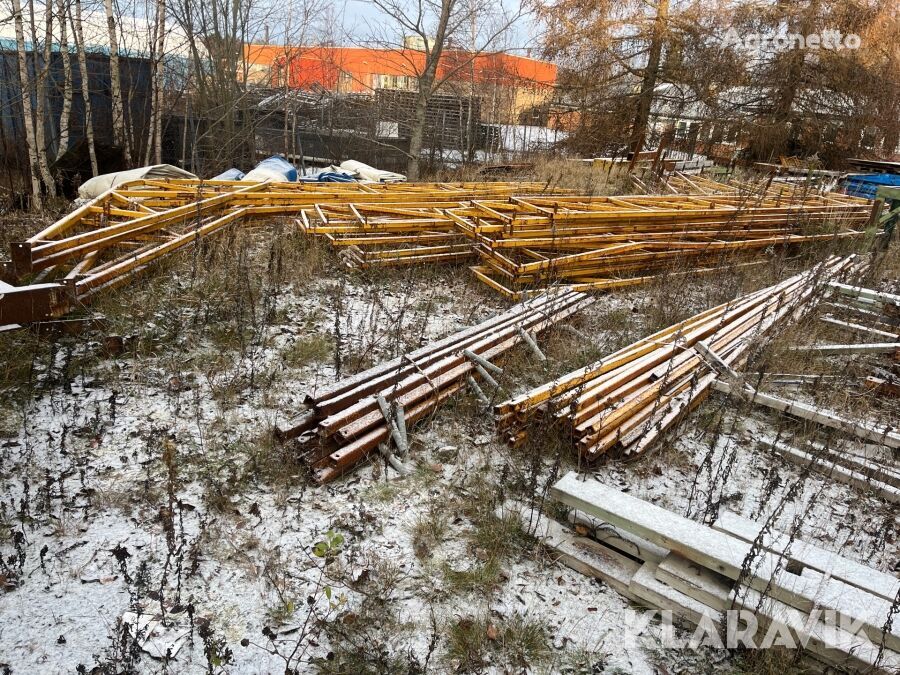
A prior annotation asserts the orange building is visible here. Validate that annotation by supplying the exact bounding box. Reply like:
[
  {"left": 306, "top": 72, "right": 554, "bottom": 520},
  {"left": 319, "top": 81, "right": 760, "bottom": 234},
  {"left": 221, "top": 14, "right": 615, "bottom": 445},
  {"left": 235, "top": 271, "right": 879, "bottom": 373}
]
[{"left": 243, "top": 44, "right": 557, "bottom": 123}]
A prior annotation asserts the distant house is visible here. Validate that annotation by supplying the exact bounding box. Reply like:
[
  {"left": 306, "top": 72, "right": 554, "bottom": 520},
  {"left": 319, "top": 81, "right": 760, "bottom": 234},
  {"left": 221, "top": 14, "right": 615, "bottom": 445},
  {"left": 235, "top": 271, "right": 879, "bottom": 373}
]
[
  {"left": 243, "top": 45, "right": 557, "bottom": 125},
  {"left": 646, "top": 83, "right": 899, "bottom": 163}
]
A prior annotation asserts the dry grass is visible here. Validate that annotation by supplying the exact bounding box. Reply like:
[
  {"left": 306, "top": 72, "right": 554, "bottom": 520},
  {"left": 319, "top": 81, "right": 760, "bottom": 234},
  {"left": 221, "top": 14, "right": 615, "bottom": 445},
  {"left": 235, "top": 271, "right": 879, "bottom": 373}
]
[
  {"left": 446, "top": 613, "right": 551, "bottom": 672},
  {"left": 422, "top": 153, "right": 633, "bottom": 194},
  {"left": 529, "top": 156, "right": 634, "bottom": 195},
  {"left": 411, "top": 502, "right": 451, "bottom": 559},
  {"left": 0, "top": 170, "right": 895, "bottom": 674},
  {"left": 731, "top": 648, "right": 809, "bottom": 674},
  {"left": 0, "top": 202, "right": 69, "bottom": 251},
  {"left": 281, "top": 334, "right": 332, "bottom": 368}
]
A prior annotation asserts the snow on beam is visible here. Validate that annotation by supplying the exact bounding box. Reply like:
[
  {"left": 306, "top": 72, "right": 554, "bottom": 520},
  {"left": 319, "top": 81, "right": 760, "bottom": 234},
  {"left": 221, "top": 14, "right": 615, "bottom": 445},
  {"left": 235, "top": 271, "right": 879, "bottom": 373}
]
[{"left": 712, "top": 378, "right": 900, "bottom": 448}]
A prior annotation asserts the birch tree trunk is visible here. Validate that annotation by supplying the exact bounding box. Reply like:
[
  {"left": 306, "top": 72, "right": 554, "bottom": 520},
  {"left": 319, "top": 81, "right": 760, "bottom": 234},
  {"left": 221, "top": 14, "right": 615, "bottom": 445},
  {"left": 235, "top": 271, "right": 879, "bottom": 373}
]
[
  {"left": 11, "top": 0, "right": 44, "bottom": 208},
  {"left": 56, "top": 0, "right": 74, "bottom": 162},
  {"left": 72, "top": 0, "right": 99, "bottom": 176},
  {"left": 32, "top": 3, "right": 57, "bottom": 195},
  {"left": 145, "top": 0, "right": 166, "bottom": 165},
  {"left": 406, "top": 0, "right": 453, "bottom": 181},
  {"left": 104, "top": 0, "right": 132, "bottom": 164},
  {"left": 153, "top": 0, "right": 166, "bottom": 164},
  {"left": 144, "top": 5, "right": 159, "bottom": 165}
]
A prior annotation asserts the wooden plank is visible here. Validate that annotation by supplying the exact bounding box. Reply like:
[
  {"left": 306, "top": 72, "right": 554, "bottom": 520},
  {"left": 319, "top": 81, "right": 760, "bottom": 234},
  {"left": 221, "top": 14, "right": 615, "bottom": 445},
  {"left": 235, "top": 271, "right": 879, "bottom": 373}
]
[
  {"left": 551, "top": 474, "right": 756, "bottom": 578},
  {"left": 735, "top": 585, "right": 900, "bottom": 674},
  {"left": 805, "top": 439, "right": 900, "bottom": 489},
  {"left": 713, "top": 378, "right": 900, "bottom": 449},
  {"left": 821, "top": 316, "right": 899, "bottom": 340},
  {"left": 712, "top": 510, "right": 900, "bottom": 603},
  {"left": 822, "top": 299, "right": 885, "bottom": 323},
  {"left": 550, "top": 473, "right": 900, "bottom": 651},
  {"left": 829, "top": 282, "right": 900, "bottom": 307},
  {"left": 764, "top": 373, "right": 848, "bottom": 388},
  {"left": 588, "top": 520, "right": 900, "bottom": 672},
  {"left": 567, "top": 510, "right": 669, "bottom": 564},
  {"left": 826, "top": 301, "right": 896, "bottom": 326},
  {"left": 694, "top": 340, "right": 741, "bottom": 380},
  {"left": 789, "top": 342, "right": 900, "bottom": 355}
]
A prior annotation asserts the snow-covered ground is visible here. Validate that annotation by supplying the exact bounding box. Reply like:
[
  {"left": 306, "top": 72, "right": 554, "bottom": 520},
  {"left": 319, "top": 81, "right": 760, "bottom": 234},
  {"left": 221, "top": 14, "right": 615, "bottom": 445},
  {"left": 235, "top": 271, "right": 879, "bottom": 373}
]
[{"left": 0, "top": 233, "right": 896, "bottom": 674}]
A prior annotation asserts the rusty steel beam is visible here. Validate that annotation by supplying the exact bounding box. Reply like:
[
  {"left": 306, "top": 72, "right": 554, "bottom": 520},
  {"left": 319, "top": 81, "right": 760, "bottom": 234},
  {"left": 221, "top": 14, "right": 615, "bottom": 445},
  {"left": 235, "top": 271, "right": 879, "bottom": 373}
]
[
  {"left": 0, "top": 281, "right": 66, "bottom": 326},
  {"left": 275, "top": 290, "right": 594, "bottom": 483}
]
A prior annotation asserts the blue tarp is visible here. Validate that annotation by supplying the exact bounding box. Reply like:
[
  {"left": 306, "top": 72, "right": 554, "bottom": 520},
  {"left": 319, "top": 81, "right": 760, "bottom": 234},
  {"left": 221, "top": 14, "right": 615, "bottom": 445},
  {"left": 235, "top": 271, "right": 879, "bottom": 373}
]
[
  {"left": 843, "top": 173, "right": 900, "bottom": 200},
  {"left": 298, "top": 172, "right": 356, "bottom": 183}
]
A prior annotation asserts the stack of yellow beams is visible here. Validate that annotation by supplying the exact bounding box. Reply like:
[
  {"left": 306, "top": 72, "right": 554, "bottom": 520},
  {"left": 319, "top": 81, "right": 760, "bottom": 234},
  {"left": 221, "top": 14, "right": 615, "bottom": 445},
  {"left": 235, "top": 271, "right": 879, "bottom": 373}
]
[
  {"left": 294, "top": 190, "right": 872, "bottom": 290},
  {"left": 0, "top": 178, "right": 875, "bottom": 326},
  {"left": 665, "top": 172, "right": 838, "bottom": 200},
  {"left": 1, "top": 179, "right": 556, "bottom": 323},
  {"left": 298, "top": 201, "right": 472, "bottom": 269},
  {"left": 295, "top": 183, "right": 557, "bottom": 269},
  {"left": 448, "top": 193, "right": 871, "bottom": 298},
  {"left": 495, "top": 255, "right": 866, "bottom": 460}
]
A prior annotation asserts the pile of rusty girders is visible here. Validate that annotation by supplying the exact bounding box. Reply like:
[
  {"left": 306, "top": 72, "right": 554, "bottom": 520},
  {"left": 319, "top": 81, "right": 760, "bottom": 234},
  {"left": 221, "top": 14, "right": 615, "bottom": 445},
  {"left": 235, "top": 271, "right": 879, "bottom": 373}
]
[
  {"left": 0, "top": 179, "right": 552, "bottom": 326},
  {"left": 495, "top": 255, "right": 867, "bottom": 460},
  {"left": 275, "top": 289, "right": 592, "bottom": 483},
  {"left": 299, "top": 191, "right": 874, "bottom": 299}
]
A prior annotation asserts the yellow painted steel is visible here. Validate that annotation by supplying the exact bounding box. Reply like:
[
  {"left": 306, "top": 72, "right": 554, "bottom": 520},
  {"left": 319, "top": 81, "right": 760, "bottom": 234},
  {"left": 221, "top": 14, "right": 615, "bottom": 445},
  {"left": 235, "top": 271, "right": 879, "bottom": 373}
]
[{"left": 2, "top": 177, "right": 876, "bottom": 323}]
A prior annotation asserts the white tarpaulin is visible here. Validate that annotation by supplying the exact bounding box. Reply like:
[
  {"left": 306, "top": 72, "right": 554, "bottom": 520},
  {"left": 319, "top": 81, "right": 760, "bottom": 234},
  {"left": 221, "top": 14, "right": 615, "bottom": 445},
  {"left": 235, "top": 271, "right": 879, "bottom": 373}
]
[
  {"left": 242, "top": 156, "right": 298, "bottom": 183},
  {"left": 78, "top": 165, "right": 198, "bottom": 199},
  {"left": 339, "top": 160, "right": 406, "bottom": 183}
]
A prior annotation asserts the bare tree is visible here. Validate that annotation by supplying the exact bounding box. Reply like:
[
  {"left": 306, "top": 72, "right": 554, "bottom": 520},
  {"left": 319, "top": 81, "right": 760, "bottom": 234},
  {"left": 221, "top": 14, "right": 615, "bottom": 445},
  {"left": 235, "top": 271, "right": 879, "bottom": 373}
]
[
  {"left": 104, "top": 0, "right": 132, "bottom": 163},
  {"left": 368, "top": 0, "right": 521, "bottom": 179},
  {"left": 168, "top": 0, "right": 256, "bottom": 173},
  {"left": 55, "top": 0, "right": 74, "bottom": 162},
  {"left": 145, "top": 0, "right": 167, "bottom": 164},
  {"left": 532, "top": 0, "right": 700, "bottom": 156},
  {"left": 539, "top": 0, "right": 899, "bottom": 163},
  {"left": 627, "top": 0, "right": 668, "bottom": 154},
  {"left": 724, "top": 0, "right": 900, "bottom": 163},
  {"left": 269, "top": 0, "right": 324, "bottom": 161},
  {"left": 71, "top": 0, "right": 99, "bottom": 175},
  {"left": 29, "top": 0, "right": 57, "bottom": 193},
  {"left": 10, "top": 0, "right": 45, "bottom": 206}
]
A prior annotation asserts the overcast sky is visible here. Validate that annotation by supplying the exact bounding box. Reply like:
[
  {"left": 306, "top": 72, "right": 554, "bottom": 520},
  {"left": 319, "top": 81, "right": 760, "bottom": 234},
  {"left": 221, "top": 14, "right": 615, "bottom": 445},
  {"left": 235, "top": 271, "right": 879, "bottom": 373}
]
[
  {"left": 307, "top": 0, "right": 542, "bottom": 55},
  {"left": 0, "top": 0, "right": 545, "bottom": 59}
]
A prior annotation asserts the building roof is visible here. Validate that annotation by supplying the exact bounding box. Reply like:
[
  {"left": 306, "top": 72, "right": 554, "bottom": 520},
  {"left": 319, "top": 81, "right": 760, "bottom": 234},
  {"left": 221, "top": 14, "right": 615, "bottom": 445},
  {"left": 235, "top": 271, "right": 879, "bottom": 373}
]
[{"left": 244, "top": 44, "right": 557, "bottom": 89}]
